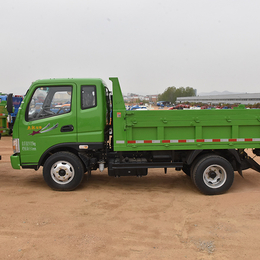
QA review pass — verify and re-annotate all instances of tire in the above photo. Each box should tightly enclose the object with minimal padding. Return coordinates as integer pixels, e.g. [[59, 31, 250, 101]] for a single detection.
[[191, 155, 234, 195], [43, 152, 84, 191]]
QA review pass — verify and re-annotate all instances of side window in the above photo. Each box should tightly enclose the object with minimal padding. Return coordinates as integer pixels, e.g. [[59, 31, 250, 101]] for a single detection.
[[27, 86, 72, 121], [81, 85, 96, 109]]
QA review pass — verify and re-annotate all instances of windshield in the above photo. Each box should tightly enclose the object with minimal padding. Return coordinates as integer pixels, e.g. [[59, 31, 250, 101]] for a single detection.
[[27, 86, 72, 121]]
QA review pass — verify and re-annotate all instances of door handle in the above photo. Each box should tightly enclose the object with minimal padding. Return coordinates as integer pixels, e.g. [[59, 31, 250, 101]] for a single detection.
[[60, 125, 74, 132]]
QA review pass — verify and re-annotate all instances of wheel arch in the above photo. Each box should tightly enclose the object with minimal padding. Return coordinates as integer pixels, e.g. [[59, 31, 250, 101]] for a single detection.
[[38, 143, 81, 168], [185, 149, 241, 170]]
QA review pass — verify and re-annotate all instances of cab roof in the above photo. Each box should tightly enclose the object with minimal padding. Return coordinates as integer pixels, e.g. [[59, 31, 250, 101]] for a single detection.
[[32, 78, 107, 87]]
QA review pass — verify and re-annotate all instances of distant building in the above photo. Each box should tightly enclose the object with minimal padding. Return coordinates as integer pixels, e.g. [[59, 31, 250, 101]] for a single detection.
[[177, 93, 260, 105]]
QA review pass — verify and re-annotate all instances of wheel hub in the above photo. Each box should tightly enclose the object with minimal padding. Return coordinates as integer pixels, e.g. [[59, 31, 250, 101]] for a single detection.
[[59, 169, 66, 176], [51, 161, 75, 184], [208, 170, 217, 179], [203, 165, 227, 189]]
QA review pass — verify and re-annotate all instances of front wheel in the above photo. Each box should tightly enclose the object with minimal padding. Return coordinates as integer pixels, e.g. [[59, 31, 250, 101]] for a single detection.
[[43, 152, 84, 191], [191, 155, 234, 195]]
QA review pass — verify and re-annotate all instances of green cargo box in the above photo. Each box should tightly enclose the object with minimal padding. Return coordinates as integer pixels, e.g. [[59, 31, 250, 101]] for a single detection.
[[111, 78, 260, 152]]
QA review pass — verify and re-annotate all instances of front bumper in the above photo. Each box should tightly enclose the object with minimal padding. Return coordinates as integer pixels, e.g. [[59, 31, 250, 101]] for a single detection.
[[10, 154, 21, 169]]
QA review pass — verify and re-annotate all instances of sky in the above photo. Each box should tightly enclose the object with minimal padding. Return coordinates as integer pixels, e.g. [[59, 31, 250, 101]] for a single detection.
[[1, 0, 260, 95]]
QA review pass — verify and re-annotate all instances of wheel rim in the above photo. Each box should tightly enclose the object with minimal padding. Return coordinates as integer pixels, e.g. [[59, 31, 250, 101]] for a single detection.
[[203, 164, 227, 189], [50, 160, 75, 185]]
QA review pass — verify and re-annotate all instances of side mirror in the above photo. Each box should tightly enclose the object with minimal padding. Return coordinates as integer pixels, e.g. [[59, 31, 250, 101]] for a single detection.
[[7, 93, 13, 114]]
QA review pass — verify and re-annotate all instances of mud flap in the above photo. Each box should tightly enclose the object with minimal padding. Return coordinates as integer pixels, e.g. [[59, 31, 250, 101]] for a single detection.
[[245, 157, 260, 172], [241, 156, 260, 175]]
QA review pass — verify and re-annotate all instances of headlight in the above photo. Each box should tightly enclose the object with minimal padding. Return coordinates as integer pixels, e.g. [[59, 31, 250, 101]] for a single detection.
[[12, 138, 20, 153]]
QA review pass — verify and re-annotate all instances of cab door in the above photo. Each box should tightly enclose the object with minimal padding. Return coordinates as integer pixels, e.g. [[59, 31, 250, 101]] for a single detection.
[[77, 82, 106, 144], [19, 84, 77, 165]]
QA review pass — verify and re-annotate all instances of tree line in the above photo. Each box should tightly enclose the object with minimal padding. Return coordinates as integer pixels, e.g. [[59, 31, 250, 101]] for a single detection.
[[158, 86, 196, 104]]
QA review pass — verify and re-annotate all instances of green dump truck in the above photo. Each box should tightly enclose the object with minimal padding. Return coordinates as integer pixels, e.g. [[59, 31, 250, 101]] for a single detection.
[[8, 78, 260, 195]]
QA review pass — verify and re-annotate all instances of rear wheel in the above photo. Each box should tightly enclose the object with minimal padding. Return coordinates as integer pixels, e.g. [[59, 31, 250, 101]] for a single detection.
[[191, 155, 234, 195], [43, 152, 84, 191]]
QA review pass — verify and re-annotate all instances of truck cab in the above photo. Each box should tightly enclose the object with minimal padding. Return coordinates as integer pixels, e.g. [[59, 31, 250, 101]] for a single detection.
[[11, 78, 110, 174]]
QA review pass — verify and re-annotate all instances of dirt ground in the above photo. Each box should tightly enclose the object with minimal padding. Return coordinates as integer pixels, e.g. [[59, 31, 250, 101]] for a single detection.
[[1, 136, 260, 259]]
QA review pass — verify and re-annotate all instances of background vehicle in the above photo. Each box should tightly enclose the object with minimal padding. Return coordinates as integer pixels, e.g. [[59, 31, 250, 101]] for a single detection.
[[8, 78, 260, 195], [0, 94, 23, 135]]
